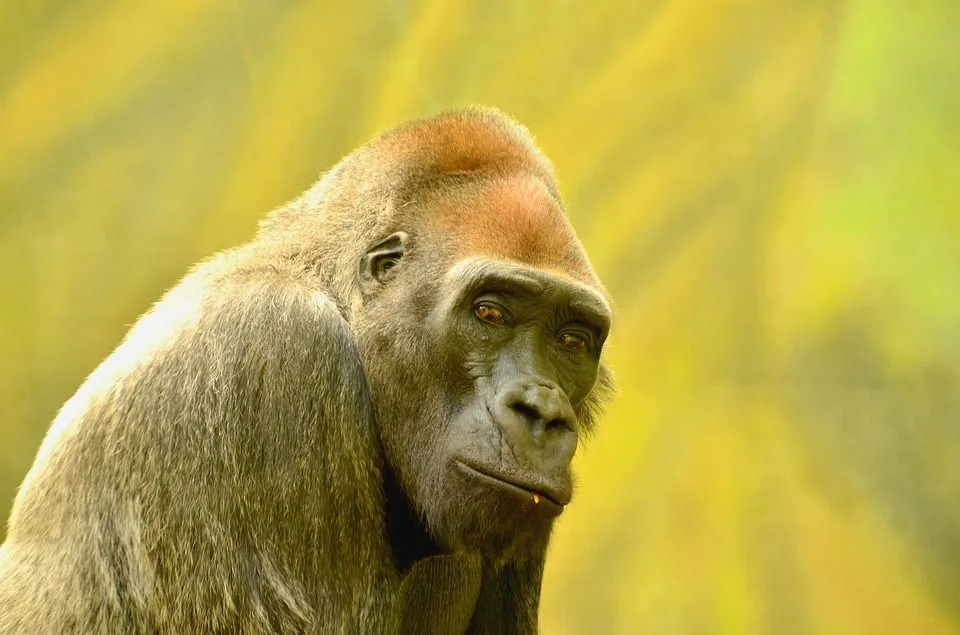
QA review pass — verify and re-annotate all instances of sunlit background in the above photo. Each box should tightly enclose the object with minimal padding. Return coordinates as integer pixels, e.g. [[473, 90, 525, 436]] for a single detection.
[[2, 1, 958, 632]]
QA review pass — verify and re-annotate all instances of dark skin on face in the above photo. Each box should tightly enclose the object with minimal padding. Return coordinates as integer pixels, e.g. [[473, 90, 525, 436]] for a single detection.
[[438, 258, 610, 509], [359, 225, 611, 563]]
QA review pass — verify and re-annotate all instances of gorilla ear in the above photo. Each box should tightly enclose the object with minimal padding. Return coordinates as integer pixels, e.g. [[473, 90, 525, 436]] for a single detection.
[[359, 231, 409, 292]]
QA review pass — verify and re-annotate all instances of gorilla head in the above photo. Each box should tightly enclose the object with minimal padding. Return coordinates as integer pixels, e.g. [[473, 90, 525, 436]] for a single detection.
[[362, 193, 610, 560], [262, 110, 613, 562]]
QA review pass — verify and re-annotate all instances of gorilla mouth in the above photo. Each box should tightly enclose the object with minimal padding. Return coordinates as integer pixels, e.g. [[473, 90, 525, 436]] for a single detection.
[[455, 460, 568, 513]]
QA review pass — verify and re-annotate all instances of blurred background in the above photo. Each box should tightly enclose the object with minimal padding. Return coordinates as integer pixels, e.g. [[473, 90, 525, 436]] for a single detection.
[[1, 1, 958, 632]]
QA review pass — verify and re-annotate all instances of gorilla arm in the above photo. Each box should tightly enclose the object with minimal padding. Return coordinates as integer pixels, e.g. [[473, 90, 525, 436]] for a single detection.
[[0, 255, 394, 632], [468, 548, 546, 634], [392, 552, 543, 635], [394, 553, 482, 634]]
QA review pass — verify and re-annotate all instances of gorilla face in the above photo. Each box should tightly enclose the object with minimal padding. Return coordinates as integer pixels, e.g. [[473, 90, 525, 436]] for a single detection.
[[354, 211, 611, 560], [428, 259, 610, 554]]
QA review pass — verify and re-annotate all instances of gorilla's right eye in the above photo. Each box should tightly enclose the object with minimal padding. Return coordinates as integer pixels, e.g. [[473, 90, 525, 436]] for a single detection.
[[474, 303, 506, 325]]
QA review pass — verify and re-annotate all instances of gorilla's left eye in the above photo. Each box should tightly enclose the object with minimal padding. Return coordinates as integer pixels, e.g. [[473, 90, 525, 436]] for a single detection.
[[558, 332, 588, 351], [474, 303, 506, 325]]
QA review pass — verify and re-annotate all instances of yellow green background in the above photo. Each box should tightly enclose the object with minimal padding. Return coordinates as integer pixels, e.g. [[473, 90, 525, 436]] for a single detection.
[[1, 1, 958, 632]]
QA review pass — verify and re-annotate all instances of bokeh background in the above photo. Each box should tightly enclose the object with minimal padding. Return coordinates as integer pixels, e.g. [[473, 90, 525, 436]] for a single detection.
[[2, 1, 958, 632]]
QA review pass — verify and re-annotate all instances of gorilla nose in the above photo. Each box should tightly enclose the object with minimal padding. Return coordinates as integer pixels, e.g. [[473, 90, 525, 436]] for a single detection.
[[508, 386, 572, 436], [495, 380, 578, 467]]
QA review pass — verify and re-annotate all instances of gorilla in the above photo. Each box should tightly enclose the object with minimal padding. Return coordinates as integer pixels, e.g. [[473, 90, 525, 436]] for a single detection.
[[0, 108, 613, 634]]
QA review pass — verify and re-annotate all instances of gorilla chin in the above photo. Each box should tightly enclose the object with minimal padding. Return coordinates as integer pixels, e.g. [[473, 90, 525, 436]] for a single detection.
[[428, 459, 567, 560]]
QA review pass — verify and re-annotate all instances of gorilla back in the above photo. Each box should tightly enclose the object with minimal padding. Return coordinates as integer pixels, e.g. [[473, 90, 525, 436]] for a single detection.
[[0, 108, 613, 634]]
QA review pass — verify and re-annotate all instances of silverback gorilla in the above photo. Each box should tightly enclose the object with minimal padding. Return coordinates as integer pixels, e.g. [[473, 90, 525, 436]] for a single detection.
[[0, 108, 613, 634]]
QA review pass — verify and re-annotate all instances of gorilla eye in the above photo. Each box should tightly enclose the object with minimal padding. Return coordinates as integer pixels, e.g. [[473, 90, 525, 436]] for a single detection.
[[474, 303, 506, 325], [558, 332, 587, 351]]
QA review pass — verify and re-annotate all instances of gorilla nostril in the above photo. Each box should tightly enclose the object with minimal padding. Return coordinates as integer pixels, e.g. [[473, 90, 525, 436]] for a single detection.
[[509, 402, 573, 435], [511, 402, 540, 424], [545, 418, 569, 432]]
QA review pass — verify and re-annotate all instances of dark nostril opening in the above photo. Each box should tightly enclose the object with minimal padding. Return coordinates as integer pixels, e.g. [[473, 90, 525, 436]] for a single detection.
[[545, 418, 569, 432], [511, 402, 539, 424]]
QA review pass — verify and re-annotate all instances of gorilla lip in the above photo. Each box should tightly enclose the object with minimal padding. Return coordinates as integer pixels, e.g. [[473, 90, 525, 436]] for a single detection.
[[454, 460, 568, 511]]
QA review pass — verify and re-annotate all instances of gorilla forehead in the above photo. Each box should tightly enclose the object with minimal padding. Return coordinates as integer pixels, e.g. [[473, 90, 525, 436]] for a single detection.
[[410, 174, 597, 284]]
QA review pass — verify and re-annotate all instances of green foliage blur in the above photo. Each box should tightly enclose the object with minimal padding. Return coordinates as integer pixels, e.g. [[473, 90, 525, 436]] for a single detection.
[[1, 1, 958, 632]]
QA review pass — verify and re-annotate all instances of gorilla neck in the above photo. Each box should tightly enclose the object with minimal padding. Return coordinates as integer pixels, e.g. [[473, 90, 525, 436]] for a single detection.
[[383, 466, 442, 574]]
